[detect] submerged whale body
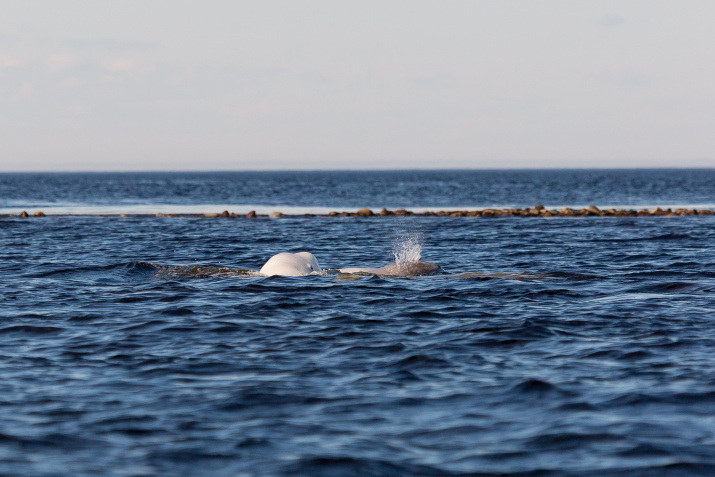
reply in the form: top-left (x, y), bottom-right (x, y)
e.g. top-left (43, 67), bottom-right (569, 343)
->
top-left (339, 261), bottom-right (440, 276)
top-left (259, 252), bottom-right (322, 277)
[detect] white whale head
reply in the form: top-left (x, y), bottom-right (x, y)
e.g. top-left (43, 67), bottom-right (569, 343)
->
top-left (259, 252), bottom-right (322, 277)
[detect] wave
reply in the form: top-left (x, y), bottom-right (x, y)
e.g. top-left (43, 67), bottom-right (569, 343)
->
top-left (152, 263), bottom-right (257, 279)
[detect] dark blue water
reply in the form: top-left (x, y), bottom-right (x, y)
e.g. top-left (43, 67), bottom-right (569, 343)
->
top-left (1, 170), bottom-right (715, 476)
top-left (2, 169), bottom-right (715, 212)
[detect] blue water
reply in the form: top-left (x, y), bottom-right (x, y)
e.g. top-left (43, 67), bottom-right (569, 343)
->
top-left (1, 170), bottom-right (715, 476)
top-left (2, 169), bottom-right (715, 214)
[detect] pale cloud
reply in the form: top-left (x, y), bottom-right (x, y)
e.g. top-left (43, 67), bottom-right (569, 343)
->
top-left (297, 71), bottom-right (333, 85)
top-left (219, 101), bottom-right (275, 117)
top-left (616, 73), bottom-right (652, 90)
top-left (47, 55), bottom-right (79, 71)
top-left (19, 82), bottom-right (34, 94)
top-left (60, 77), bottom-right (83, 88)
top-left (410, 74), bottom-right (456, 89)
top-left (0, 55), bottom-right (19, 68)
top-left (69, 103), bottom-right (91, 115)
top-left (599, 15), bottom-right (628, 27)
top-left (596, 71), bottom-right (653, 90)
top-left (62, 38), bottom-right (156, 52)
top-left (103, 59), bottom-right (140, 72)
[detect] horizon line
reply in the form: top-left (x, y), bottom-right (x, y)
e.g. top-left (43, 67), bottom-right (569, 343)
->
top-left (1, 166), bottom-right (714, 174)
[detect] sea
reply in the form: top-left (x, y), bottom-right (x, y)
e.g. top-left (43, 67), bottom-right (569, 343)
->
top-left (1, 169), bottom-right (714, 476)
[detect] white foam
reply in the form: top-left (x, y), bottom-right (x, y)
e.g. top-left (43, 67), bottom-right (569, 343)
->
top-left (392, 232), bottom-right (423, 264)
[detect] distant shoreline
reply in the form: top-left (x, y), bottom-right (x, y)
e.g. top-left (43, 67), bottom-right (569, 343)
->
top-left (4, 205), bottom-right (714, 219)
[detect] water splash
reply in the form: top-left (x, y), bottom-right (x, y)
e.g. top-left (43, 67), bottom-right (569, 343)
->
top-left (392, 232), bottom-right (424, 264)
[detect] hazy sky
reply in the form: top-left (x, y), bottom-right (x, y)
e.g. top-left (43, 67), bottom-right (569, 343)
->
top-left (1, 1), bottom-right (714, 171)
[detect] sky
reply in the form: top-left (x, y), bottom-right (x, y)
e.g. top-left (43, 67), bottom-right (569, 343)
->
top-left (1, 1), bottom-right (714, 171)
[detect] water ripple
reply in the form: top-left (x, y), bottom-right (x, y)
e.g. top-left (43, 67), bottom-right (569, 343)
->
top-left (1, 200), bottom-right (715, 475)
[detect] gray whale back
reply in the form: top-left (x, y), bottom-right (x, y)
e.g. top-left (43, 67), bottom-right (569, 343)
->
top-left (374, 261), bottom-right (440, 276)
top-left (339, 261), bottom-right (440, 276)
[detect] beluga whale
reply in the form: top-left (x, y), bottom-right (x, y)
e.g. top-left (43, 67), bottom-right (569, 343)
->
top-left (259, 252), bottom-right (322, 277)
top-left (258, 252), bottom-right (439, 277)
top-left (259, 234), bottom-right (438, 277)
